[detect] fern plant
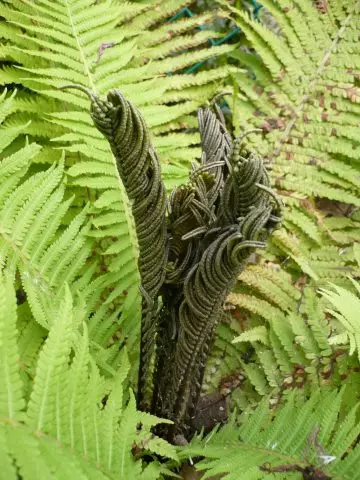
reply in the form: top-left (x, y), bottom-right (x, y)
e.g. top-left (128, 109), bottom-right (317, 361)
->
top-left (226, 280), bottom-right (360, 405)
top-left (1, 0), bottom-right (360, 477)
top-left (225, 0), bottom-right (360, 204)
top-left (0, 0), bottom-right (239, 374)
top-left (319, 279), bottom-right (360, 363)
top-left (222, 0), bottom-right (360, 282)
top-left (219, 0), bottom-right (360, 282)
top-left (196, 0), bottom-right (360, 410)
top-left (0, 268), bottom-right (177, 480)
top-left (0, 88), bottom-right (91, 328)
top-left (68, 83), bottom-right (281, 439)
top-left (177, 388), bottom-right (360, 479)
top-left (0, 0), bottom-right (235, 172)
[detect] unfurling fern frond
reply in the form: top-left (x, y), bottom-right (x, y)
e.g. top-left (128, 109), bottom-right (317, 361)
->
top-left (69, 85), bottom-right (168, 411)
top-left (178, 389), bottom-right (360, 480)
top-left (151, 106), bottom-right (281, 440)
top-left (76, 84), bottom-right (281, 438)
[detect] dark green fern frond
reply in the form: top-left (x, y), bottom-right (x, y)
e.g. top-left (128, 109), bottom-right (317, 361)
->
top-left (78, 86), bottom-right (168, 410)
top-left (150, 106), bottom-right (282, 439)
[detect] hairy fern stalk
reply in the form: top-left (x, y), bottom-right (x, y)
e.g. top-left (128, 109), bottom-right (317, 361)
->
top-left (73, 84), bottom-right (282, 440)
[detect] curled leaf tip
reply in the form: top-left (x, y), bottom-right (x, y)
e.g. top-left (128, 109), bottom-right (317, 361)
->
top-left (58, 83), bottom-right (97, 101)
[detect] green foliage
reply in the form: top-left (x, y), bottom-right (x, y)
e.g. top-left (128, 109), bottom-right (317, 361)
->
top-left (227, 277), bottom-right (360, 400)
top-left (0, 0), bottom-right (235, 175)
top-left (0, 0), bottom-right (236, 369)
top-left (0, 88), bottom-right (127, 378)
top-left (0, 268), bottom-right (176, 480)
top-left (178, 389), bottom-right (360, 479)
top-left (221, 0), bottom-right (360, 283)
top-left (200, 0), bottom-right (360, 410)
top-left (201, 263), bottom-right (360, 410)
top-left (0, 89), bottom-right (179, 478)
top-left (1, 0), bottom-right (360, 477)
top-left (0, 90), bottom-right (91, 329)
top-left (320, 279), bottom-right (360, 362)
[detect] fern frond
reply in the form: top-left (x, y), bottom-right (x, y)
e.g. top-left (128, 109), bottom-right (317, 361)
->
top-left (0, 0), bottom-right (233, 155)
top-left (0, 271), bottom-right (25, 421)
top-left (178, 389), bottom-right (360, 480)
top-left (319, 280), bottom-right (360, 362)
top-left (0, 282), bottom-right (174, 479)
top-left (227, 278), bottom-right (360, 400)
top-left (26, 285), bottom-right (74, 432)
top-left (223, 0), bottom-right (360, 292)
top-left (233, 325), bottom-right (268, 345)
top-left (148, 103), bottom-right (282, 439)
top-left (0, 91), bottom-right (93, 330)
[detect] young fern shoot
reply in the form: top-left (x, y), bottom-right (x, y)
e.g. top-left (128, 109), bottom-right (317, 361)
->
top-left (69, 84), bottom-right (282, 440)
top-left (61, 83), bottom-right (168, 411)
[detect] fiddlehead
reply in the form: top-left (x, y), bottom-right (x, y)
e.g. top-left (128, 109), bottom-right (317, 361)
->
top-left (153, 111), bottom-right (282, 440)
top-left (76, 83), bottom-right (282, 439)
top-left (61, 85), bottom-right (168, 410)
top-left (151, 106), bottom-right (234, 420)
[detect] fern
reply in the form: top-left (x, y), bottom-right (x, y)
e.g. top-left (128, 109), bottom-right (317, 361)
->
top-left (178, 389), bottom-right (360, 479)
top-left (200, 258), bottom-right (360, 411)
top-left (73, 83), bottom-right (281, 438)
top-left (0, 0), bottom-right (237, 367)
top-left (0, 90), bottom-right (91, 329)
top-left (0, 0), bottom-right (234, 162)
top-left (222, 0), bottom-right (360, 279)
top-left (0, 269), bottom-right (176, 480)
top-left (225, 273), bottom-right (360, 401)
top-left (1, 0), bottom-right (359, 475)
top-left (197, 0), bottom-right (360, 410)
top-left (319, 279), bottom-right (360, 362)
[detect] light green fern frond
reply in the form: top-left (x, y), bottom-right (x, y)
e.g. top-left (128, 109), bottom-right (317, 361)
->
top-left (0, 275), bottom-right (176, 480)
top-left (320, 279), bottom-right (360, 362)
top-left (221, 0), bottom-right (360, 288)
top-left (0, 0), bottom-right (234, 166)
top-left (227, 279), bottom-right (360, 400)
top-left (178, 389), bottom-right (360, 480)
top-left (0, 271), bottom-right (25, 421)
top-left (26, 285), bottom-right (75, 432)
top-left (0, 89), bottom-right (92, 330)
